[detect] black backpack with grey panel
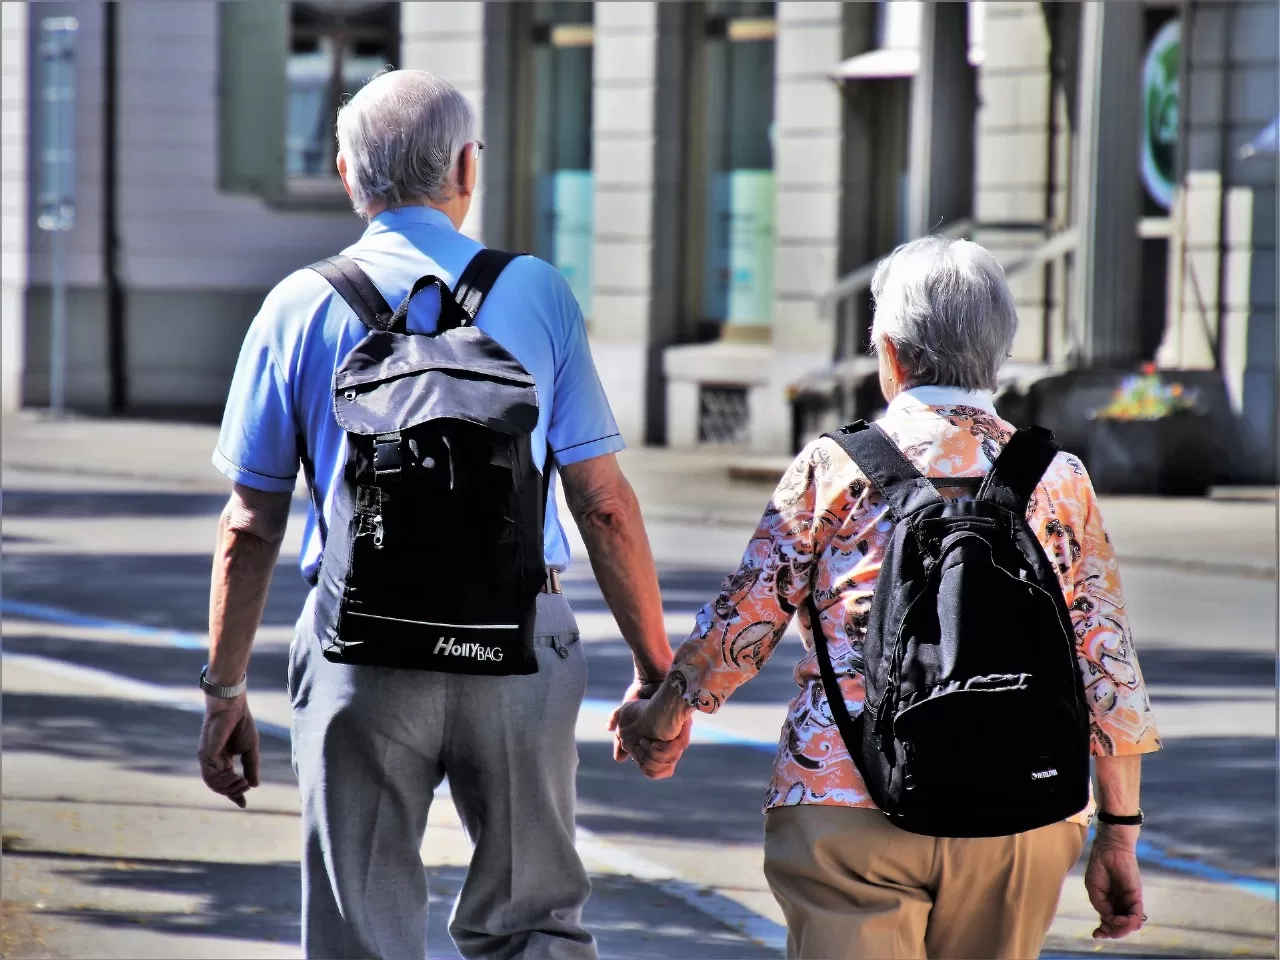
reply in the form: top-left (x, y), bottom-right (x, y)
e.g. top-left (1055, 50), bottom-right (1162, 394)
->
top-left (300, 250), bottom-right (547, 676)
top-left (808, 420), bottom-right (1091, 837)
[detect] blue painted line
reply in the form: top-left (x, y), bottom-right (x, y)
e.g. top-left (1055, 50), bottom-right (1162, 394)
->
top-left (1, 598), bottom-right (206, 649)
top-left (7, 598), bottom-right (1277, 903)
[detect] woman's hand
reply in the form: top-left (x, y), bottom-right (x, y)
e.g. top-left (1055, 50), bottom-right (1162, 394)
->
top-left (608, 684), bottom-right (693, 780)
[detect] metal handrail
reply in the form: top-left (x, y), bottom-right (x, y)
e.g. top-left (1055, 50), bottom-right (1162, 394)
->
top-left (819, 218), bottom-right (976, 322)
top-left (823, 220), bottom-right (1079, 362)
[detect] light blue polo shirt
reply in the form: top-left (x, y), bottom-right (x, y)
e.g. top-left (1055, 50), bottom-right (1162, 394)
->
top-left (214, 205), bottom-right (624, 582)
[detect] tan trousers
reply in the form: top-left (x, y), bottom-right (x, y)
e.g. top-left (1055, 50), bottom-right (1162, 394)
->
top-left (764, 806), bottom-right (1086, 960)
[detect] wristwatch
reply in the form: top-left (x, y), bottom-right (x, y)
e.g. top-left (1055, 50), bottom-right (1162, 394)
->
top-left (1096, 808), bottom-right (1144, 826)
top-left (200, 665), bottom-right (247, 699)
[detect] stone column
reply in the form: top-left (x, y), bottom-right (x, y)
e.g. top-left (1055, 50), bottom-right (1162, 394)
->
top-left (1072, 0), bottom-right (1144, 367)
top-left (590, 1), bottom-right (663, 446)
top-left (402, 2), bottom-right (487, 240)
top-left (1, 2), bottom-right (28, 411)
top-left (763, 0), bottom-right (845, 452)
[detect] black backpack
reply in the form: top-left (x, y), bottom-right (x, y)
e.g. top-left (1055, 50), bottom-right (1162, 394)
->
top-left (300, 249), bottom-right (548, 676)
top-left (808, 420), bottom-right (1091, 837)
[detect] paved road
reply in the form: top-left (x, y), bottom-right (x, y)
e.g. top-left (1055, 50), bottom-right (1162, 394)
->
top-left (2, 463), bottom-right (1276, 958)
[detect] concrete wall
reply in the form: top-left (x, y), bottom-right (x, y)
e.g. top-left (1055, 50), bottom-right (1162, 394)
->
top-left (972, 1), bottom-right (1055, 364)
top-left (22, 1), bottom-right (106, 408)
top-left (590, 1), bottom-right (659, 448)
top-left (1, 1), bottom-right (28, 412)
top-left (401, 1), bottom-right (485, 241)
top-left (1162, 0), bottom-right (1278, 479)
top-left (21, 0), bottom-right (375, 411)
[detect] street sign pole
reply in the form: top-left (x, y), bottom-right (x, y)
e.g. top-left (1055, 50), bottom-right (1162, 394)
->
top-left (37, 17), bottom-right (78, 417)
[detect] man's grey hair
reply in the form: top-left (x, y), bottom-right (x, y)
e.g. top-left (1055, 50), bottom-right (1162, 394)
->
top-left (335, 69), bottom-right (476, 214)
top-left (869, 236), bottom-right (1018, 392)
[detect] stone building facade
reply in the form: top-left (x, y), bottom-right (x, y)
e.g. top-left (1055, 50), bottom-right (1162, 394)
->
top-left (3, 1), bottom-right (1275, 479)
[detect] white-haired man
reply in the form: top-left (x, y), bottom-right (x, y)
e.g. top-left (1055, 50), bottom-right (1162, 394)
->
top-left (197, 70), bottom-right (683, 959)
top-left (616, 236), bottom-right (1160, 958)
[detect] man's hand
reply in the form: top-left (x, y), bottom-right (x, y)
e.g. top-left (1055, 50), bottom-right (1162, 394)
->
top-left (197, 695), bottom-right (261, 808)
top-left (608, 698), bottom-right (691, 780)
top-left (610, 677), bottom-right (663, 761)
top-left (1084, 825), bottom-right (1146, 940)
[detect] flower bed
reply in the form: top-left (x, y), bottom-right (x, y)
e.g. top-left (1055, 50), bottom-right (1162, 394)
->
top-left (1085, 366), bottom-right (1214, 496)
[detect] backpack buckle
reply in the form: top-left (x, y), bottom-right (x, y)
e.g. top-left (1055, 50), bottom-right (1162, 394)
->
top-left (373, 432), bottom-right (403, 478)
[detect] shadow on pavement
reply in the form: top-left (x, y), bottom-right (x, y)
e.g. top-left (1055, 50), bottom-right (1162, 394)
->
top-left (3, 848), bottom-right (300, 947)
top-left (1, 692), bottom-right (296, 787)
top-left (1141, 736), bottom-right (1278, 872)
top-left (0, 851), bottom-right (779, 960)
top-left (1, 633), bottom-right (291, 693)
top-left (577, 742), bottom-right (774, 846)
top-left (1, 490), bottom-right (235, 520)
top-left (1, 553), bottom-right (311, 632)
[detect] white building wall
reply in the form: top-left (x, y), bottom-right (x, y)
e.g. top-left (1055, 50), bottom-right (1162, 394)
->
top-left (1163, 0), bottom-right (1278, 477)
top-left (590, 1), bottom-right (659, 447)
top-left (115, 2), bottom-right (363, 292)
top-left (1, 1), bottom-right (28, 411)
top-left (763, 0), bottom-right (845, 453)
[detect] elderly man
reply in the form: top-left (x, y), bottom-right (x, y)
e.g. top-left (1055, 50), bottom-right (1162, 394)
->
top-left (197, 70), bottom-right (681, 959)
top-left (617, 236), bottom-right (1161, 959)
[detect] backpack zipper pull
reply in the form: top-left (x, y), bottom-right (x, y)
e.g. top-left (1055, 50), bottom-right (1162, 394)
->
top-left (372, 514), bottom-right (384, 548)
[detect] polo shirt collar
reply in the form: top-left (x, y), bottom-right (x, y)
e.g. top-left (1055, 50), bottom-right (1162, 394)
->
top-left (365, 205), bottom-right (456, 236)
top-left (887, 385), bottom-right (998, 417)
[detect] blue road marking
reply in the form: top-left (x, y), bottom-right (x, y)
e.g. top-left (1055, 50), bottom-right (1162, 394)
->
top-left (5, 596), bottom-right (1276, 903)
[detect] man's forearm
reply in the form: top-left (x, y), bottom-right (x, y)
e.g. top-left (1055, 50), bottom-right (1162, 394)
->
top-left (207, 512), bottom-right (285, 686)
top-left (573, 478), bottom-right (671, 682)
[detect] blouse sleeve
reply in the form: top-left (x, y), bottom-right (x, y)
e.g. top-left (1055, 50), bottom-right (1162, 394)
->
top-left (1032, 453), bottom-right (1162, 757)
top-left (668, 442), bottom-right (824, 713)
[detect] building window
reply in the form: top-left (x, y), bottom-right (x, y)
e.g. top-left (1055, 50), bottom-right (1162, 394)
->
top-left (218, 1), bottom-right (398, 204)
top-left (288, 2), bottom-right (399, 180)
top-left (698, 2), bottom-right (777, 339)
top-left (529, 2), bottom-right (595, 316)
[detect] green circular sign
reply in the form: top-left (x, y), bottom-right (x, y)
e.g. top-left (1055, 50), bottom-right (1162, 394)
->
top-left (1141, 20), bottom-right (1180, 210)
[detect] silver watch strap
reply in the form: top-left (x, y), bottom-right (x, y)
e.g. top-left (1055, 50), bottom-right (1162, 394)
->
top-left (200, 665), bottom-right (247, 699)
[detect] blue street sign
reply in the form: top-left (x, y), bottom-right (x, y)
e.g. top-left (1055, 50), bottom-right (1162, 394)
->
top-left (37, 16), bottom-right (78, 233)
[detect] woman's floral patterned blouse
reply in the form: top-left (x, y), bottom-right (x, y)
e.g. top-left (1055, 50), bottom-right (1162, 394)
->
top-left (669, 386), bottom-right (1162, 821)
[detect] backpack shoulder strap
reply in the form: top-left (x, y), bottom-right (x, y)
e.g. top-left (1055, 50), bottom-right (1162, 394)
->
top-left (824, 421), bottom-right (944, 521)
top-left (308, 255), bottom-right (395, 332)
top-left (451, 249), bottom-right (521, 325)
top-left (977, 426), bottom-right (1060, 514)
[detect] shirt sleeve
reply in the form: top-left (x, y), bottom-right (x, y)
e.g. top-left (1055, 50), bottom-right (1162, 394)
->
top-left (1034, 454), bottom-right (1162, 757)
top-left (212, 309), bottom-right (299, 494)
top-left (669, 444), bottom-right (822, 713)
top-left (545, 270), bottom-right (624, 467)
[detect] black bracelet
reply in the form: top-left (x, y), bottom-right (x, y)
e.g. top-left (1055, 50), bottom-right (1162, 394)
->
top-left (1097, 808), bottom-right (1144, 826)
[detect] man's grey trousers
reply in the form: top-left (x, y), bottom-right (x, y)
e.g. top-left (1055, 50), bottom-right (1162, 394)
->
top-left (288, 590), bottom-right (598, 960)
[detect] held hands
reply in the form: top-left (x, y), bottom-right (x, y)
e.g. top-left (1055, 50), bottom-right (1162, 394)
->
top-left (607, 677), bottom-right (692, 780)
top-left (1084, 824), bottom-right (1147, 940)
top-left (197, 695), bottom-right (261, 808)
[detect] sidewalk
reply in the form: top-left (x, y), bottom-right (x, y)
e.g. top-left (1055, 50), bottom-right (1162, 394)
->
top-left (4, 412), bottom-right (1276, 578)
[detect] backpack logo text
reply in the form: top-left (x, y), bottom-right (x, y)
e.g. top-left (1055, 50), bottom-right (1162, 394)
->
top-left (434, 636), bottom-right (505, 662)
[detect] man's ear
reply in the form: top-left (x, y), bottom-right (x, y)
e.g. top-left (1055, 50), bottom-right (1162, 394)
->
top-left (336, 151), bottom-right (355, 201)
top-left (458, 142), bottom-right (476, 198)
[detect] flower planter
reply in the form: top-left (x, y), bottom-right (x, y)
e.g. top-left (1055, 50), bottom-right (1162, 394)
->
top-left (1085, 414), bottom-right (1215, 497)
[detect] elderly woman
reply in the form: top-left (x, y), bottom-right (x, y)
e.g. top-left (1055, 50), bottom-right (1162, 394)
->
top-left (614, 236), bottom-right (1161, 959)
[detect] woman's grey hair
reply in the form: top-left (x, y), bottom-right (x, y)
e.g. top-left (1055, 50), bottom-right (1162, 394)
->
top-left (870, 236), bottom-right (1019, 392)
top-left (335, 69), bottom-right (476, 214)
